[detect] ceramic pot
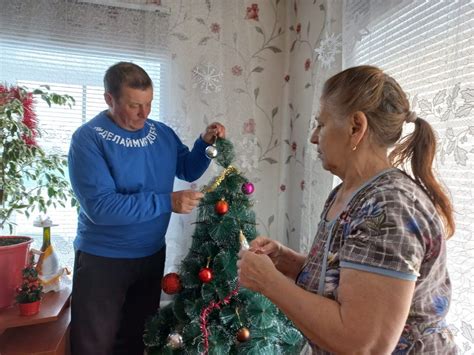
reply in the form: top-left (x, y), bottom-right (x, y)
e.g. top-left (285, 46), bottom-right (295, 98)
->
top-left (18, 299), bottom-right (41, 316)
top-left (0, 236), bottom-right (33, 309)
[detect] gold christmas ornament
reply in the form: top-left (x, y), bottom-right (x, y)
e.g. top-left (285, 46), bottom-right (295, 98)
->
top-left (236, 327), bottom-right (251, 342)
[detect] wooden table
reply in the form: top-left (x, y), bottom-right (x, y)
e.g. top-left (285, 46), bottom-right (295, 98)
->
top-left (0, 287), bottom-right (71, 355)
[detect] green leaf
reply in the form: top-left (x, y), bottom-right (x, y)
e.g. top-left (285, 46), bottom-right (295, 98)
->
top-left (268, 46), bottom-right (282, 53)
top-left (280, 327), bottom-right (304, 346)
top-left (254, 88), bottom-right (260, 100)
top-left (272, 107), bottom-right (279, 118)
top-left (184, 298), bottom-right (204, 318)
top-left (220, 307), bottom-right (238, 325)
top-left (201, 282), bottom-right (216, 303)
top-left (246, 295), bottom-right (276, 329)
top-left (251, 66), bottom-right (264, 73)
top-left (172, 295), bottom-right (188, 322)
top-left (183, 320), bottom-right (201, 344)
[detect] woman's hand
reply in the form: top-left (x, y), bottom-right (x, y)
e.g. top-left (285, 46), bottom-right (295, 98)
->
top-left (249, 236), bottom-right (283, 265)
top-left (237, 249), bottom-right (279, 293)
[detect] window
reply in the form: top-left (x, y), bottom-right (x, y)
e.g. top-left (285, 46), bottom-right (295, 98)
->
top-left (1, 0), bottom-right (170, 267)
top-left (343, 0), bottom-right (473, 346)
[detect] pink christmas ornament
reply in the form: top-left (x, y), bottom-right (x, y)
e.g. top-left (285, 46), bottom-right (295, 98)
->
top-left (241, 182), bottom-right (255, 195)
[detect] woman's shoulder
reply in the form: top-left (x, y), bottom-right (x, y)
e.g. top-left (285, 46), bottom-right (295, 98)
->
top-left (361, 168), bottom-right (433, 206)
top-left (352, 169), bottom-right (442, 230)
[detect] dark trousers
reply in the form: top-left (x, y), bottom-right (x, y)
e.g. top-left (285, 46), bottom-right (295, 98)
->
top-left (70, 247), bottom-right (166, 355)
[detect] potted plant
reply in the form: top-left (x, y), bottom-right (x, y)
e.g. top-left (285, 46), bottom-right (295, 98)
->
top-left (15, 253), bottom-right (44, 316)
top-left (0, 84), bottom-right (76, 309)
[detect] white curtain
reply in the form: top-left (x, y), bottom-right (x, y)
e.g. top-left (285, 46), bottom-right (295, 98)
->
top-left (1, 0), bottom-right (334, 293)
top-left (0, 0), bottom-right (170, 267)
top-left (342, 0), bottom-right (474, 352)
top-left (161, 0), bottom-right (336, 279)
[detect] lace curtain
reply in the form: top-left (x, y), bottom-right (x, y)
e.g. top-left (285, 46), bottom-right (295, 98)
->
top-left (342, 1), bottom-right (474, 352)
top-left (0, 0), bottom-right (170, 268)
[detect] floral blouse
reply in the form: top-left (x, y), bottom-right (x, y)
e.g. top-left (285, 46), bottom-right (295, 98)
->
top-left (296, 168), bottom-right (457, 354)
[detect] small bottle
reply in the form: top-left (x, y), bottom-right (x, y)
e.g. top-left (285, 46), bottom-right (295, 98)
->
top-left (36, 226), bottom-right (53, 276)
top-left (35, 223), bottom-right (61, 292)
top-left (40, 226), bottom-right (51, 253)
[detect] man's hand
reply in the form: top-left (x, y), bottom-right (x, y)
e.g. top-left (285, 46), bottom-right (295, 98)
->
top-left (171, 190), bottom-right (204, 214)
top-left (201, 122), bottom-right (226, 144)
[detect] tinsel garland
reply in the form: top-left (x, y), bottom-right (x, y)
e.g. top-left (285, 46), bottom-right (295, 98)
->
top-left (201, 165), bottom-right (239, 193)
top-left (199, 284), bottom-right (240, 355)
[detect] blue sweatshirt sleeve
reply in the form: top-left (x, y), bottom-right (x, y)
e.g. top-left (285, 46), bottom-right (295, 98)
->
top-left (68, 126), bottom-right (172, 226)
top-left (173, 131), bottom-right (212, 182)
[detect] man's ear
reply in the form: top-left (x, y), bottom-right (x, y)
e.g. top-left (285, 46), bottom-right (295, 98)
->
top-left (350, 111), bottom-right (368, 146)
top-left (104, 92), bottom-right (113, 107)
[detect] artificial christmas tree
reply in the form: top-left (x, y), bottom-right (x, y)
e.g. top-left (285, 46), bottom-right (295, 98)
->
top-left (144, 139), bottom-right (304, 354)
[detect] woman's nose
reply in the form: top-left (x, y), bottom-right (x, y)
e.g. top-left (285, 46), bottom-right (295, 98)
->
top-left (310, 130), bottom-right (319, 144)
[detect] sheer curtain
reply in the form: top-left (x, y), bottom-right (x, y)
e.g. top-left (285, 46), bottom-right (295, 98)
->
top-left (161, 0), bottom-right (340, 285)
top-left (342, 0), bottom-right (474, 352)
top-left (1, 0), bottom-right (331, 286)
top-left (0, 0), bottom-right (170, 267)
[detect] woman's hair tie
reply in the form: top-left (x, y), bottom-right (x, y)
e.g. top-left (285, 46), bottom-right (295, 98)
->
top-left (406, 111), bottom-right (417, 123)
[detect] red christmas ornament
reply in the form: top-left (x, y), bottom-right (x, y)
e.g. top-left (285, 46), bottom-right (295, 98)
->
top-left (236, 327), bottom-right (251, 342)
top-left (161, 272), bottom-right (182, 294)
top-left (214, 199), bottom-right (229, 215)
top-left (198, 267), bottom-right (213, 283)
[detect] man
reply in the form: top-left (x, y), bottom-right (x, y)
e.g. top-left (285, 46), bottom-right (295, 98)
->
top-left (68, 62), bottom-right (225, 355)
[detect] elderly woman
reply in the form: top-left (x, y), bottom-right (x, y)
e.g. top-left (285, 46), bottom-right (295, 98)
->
top-left (237, 66), bottom-right (457, 354)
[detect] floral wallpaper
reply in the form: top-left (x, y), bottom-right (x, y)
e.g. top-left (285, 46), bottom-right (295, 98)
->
top-left (161, 0), bottom-right (339, 276)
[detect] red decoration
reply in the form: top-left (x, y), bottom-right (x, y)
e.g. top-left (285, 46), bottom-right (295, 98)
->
top-left (236, 327), bottom-right (251, 342)
top-left (214, 199), bottom-right (229, 215)
top-left (0, 85), bottom-right (38, 146)
top-left (161, 273), bottom-right (182, 295)
top-left (200, 284), bottom-right (240, 355)
top-left (198, 267), bottom-right (213, 283)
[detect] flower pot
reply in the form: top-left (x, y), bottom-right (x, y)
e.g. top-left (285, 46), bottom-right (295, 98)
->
top-left (0, 236), bottom-right (33, 309)
top-left (18, 300), bottom-right (41, 316)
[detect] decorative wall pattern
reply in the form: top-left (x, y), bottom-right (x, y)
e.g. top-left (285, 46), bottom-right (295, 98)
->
top-left (161, 0), bottom-right (336, 276)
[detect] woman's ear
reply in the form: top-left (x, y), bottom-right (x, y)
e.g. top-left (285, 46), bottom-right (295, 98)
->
top-left (350, 111), bottom-right (368, 147)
